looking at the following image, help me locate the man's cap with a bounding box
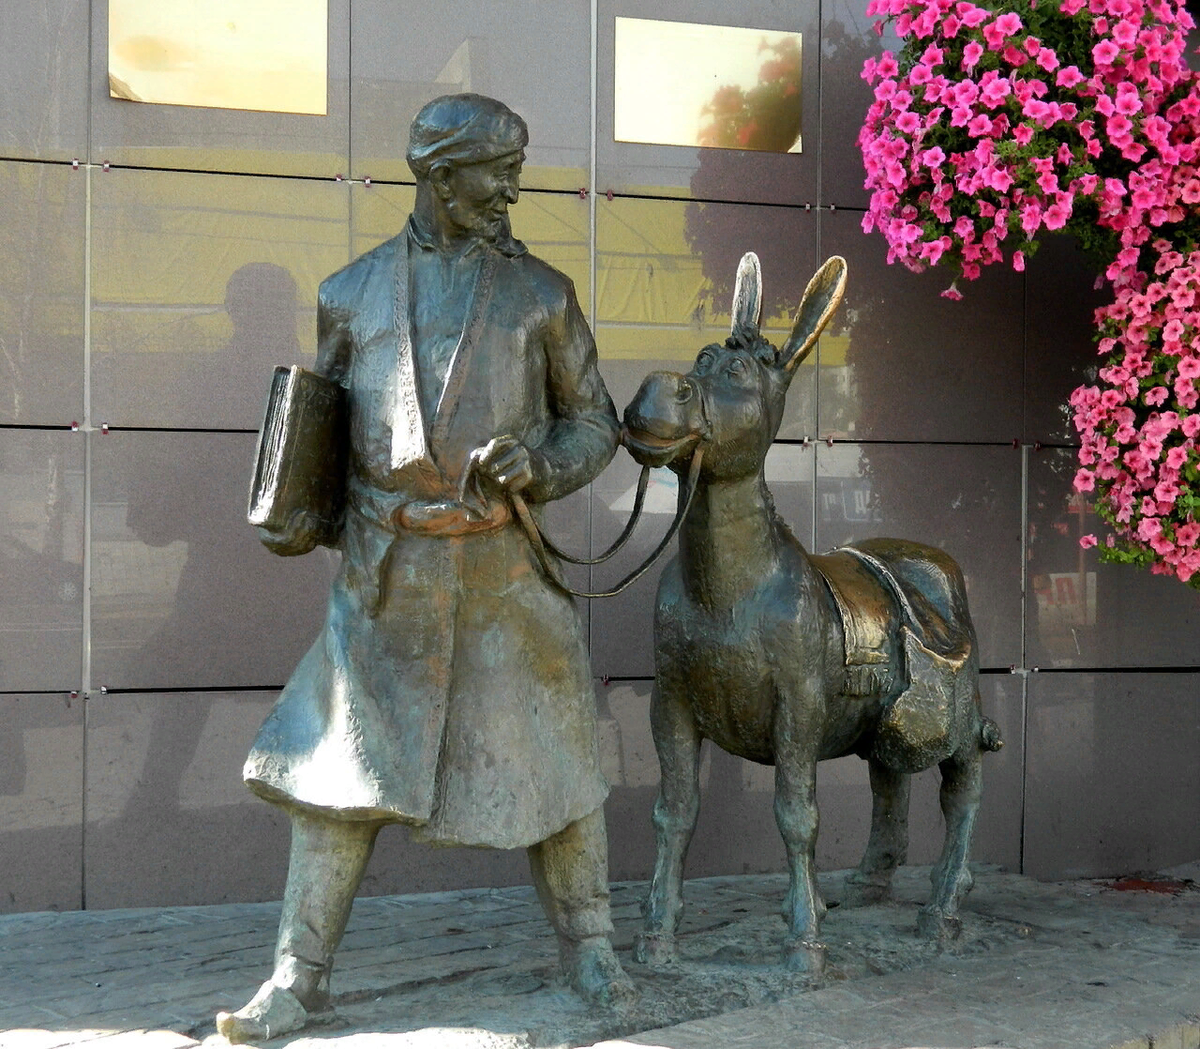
[406,94,528,178]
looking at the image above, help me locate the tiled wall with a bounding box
[2,0,1197,914]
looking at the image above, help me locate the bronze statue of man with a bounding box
[217,94,633,1043]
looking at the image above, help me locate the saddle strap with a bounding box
[838,545,919,632]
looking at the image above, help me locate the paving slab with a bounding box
[0,866,1195,1049]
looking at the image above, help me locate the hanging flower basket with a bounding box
[860,0,1196,291]
[859,0,1200,582]
[1071,142,1200,583]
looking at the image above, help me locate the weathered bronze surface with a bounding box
[218,94,633,1044]
[622,253,1003,973]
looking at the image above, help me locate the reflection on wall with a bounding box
[1026,449,1200,670]
[1028,484,1097,664]
[352,184,592,314]
[595,196,820,446]
[614,18,801,152]
[597,196,813,358]
[109,0,328,115]
[349,1,591,189]
[90,169,348,429]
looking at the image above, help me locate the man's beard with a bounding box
[445,199,508,243]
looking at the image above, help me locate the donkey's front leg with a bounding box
[634,680,702,967]
[917,745,983,943]
[772,739,826,974]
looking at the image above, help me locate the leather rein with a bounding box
[510,443,705,599]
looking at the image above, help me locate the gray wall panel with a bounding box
[818,209,1025,444]
[90,431,333,692]
[0,161,86,426]
[90,168,350,430]
[597,0,818,205]
[1023,672,1200,880]
[350,0,591,190]
[0,693,83,913]
[84,691,289,908]
[0,0,89,161]
[0,429,84,692]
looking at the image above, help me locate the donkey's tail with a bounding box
[980,716,1004,752]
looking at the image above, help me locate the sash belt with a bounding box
[394,498,511,537]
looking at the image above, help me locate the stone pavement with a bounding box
[1,865,1197,1049]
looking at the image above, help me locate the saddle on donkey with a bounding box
[812,537,978,773]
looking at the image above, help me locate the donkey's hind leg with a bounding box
[634,679,702,967]
[843,757,911,907]
[917,743,983,942]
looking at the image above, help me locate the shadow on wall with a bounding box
[73,265,334,909]
[96,261,313,430]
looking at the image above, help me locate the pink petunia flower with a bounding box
[1043,200,1072,229]
[1036,48,1060,72]
[1056,65,1085,89]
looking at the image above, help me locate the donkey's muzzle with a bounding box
[622,371,707,467]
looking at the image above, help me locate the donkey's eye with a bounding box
[695,351,714,372]
[726,357,746,376]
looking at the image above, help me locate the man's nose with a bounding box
[500,180,519,204]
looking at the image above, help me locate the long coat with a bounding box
[244,219,619,850]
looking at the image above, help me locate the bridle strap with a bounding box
[511,444,704,599]
[539,464,651,565]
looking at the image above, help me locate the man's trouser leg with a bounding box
[274,810,382,1009]
[217,810,381,1043]
[527,805,633,1004]
[527,804,613,944]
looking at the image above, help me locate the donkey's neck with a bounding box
[679,471,784,610]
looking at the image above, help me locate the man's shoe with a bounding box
[564,937,638,1008]
[216,979,324,1043]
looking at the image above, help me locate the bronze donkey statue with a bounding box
[621,253,1003,973]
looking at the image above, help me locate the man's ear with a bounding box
[429,162,454,201]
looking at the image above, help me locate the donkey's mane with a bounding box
[721,325,778,366]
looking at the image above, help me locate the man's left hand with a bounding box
[473,435,534,493]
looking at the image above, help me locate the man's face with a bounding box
[440,150,524,241]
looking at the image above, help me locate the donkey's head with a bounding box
[623,253,847,483]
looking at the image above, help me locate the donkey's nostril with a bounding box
[675,378,694,403]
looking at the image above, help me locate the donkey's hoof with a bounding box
[632,930,678,967]
[842,873,892,908]
[782,938,827,974]
[916,907,962,943]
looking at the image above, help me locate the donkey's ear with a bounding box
[779,256,848,373]
[730,252,763,335]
